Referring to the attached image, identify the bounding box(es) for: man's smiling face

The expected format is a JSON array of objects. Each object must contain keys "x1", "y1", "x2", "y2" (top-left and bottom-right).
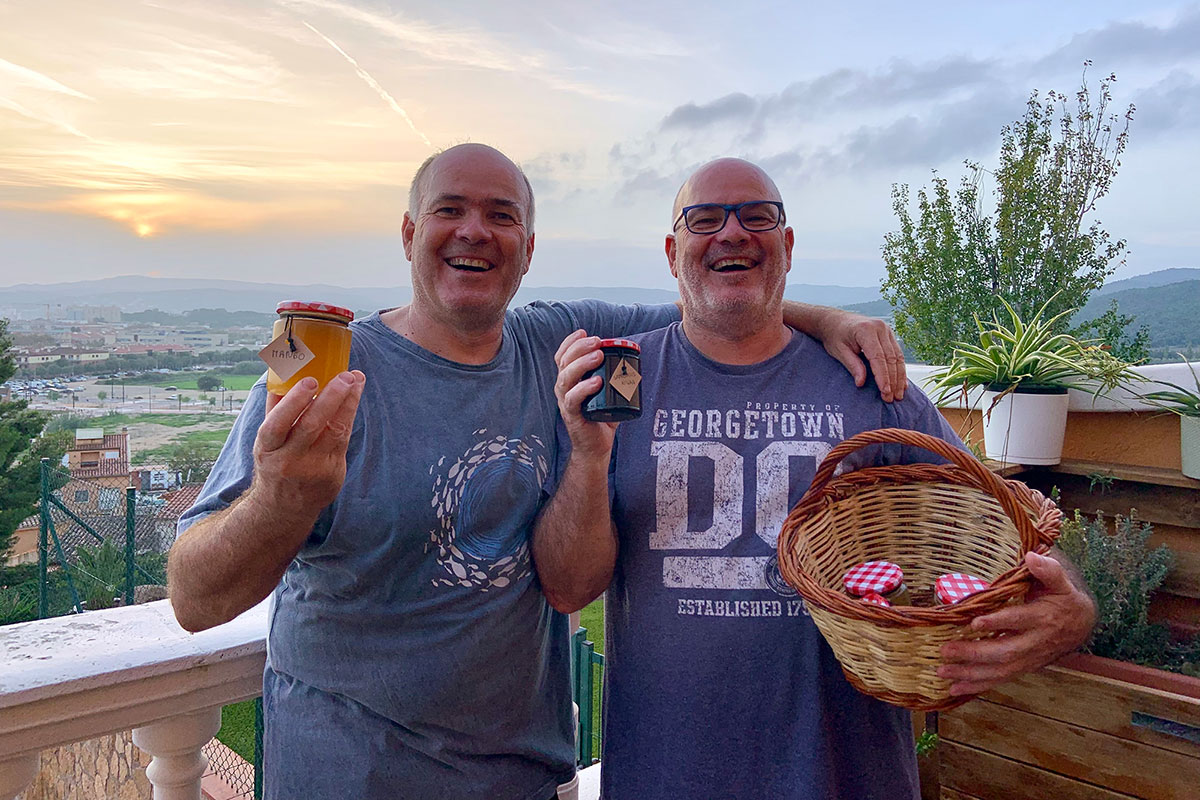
[
  {"x1": 666, "y1": 159, "x2": 793, "y2": 335},
  {"x1": 402, "y1": 144, "x2": 535, "y2": 328}
]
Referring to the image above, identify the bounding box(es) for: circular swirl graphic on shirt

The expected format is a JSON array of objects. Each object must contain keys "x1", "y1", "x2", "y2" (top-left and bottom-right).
[
  {"x1": 428, "y1": 431, "x2": 549, "y2": 591},
  {"x1": 764, "y1": 554, "x2": 799, "y2": 598}
]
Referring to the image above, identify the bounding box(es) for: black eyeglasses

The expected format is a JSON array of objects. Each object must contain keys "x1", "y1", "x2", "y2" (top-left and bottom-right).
[{"x1": 672, "y1": 201, "x2": 785, "y2": 235}]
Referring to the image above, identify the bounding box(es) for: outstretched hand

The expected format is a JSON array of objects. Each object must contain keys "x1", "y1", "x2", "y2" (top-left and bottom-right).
[{"x1": 938, "y1": 551, "x2": 1097, "y2": 696}]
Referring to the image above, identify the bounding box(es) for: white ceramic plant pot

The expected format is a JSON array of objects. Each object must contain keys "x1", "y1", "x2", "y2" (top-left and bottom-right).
[
  {"x1": 1182, "y1": 415, "x2": 1200, "y2": 481},
  {"x1": 981, "y1": 387, "x2": 1070, "y2": 466}
]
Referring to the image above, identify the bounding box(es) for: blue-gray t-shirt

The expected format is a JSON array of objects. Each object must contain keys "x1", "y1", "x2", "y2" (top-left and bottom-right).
[
  {"x1": 601, "y1": 324, "x2": 961, "y2": 800},
  {"x1": 179, "y1": 300, "x2": 678, "y2": 800}
]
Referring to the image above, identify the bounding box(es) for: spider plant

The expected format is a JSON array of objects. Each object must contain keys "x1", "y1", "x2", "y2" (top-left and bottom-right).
[
  {"x1": 1139, "y1": 356, "x2": 1200, "y2": 418},
  {"x1": 929, "y1": 294, "x2": 1141, "y2": 404}
]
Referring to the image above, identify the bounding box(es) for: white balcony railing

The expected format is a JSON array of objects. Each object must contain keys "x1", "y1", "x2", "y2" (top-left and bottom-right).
[
  {"x1": 0, "y1": 601, "x2": 601, "y2": 799},
  {"x1": 0, "y1": 600, "x2": 266, "y2": 800}
]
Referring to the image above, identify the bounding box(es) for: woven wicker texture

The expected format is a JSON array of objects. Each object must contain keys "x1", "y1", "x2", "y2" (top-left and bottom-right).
[{"x1": 776, "y1": 428, "x2": 1061, "y2": 711}]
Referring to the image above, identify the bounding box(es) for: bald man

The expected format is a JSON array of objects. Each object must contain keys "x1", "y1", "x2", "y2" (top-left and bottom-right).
[
  {"x1": 169, "y1": 144, "x2": 910, "y2": 800},
  {"x1": 535, "y1": 158, "x2": 1096, "y2": 799}
]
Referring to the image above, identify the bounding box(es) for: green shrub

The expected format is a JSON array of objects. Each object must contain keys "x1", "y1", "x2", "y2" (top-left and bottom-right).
[{"x1": 1058, "y1": 511, "x2": 1200, "y2": 674}]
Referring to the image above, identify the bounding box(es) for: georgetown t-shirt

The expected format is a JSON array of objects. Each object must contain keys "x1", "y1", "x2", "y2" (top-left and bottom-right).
[{"x1": 602, "y1": 323, "x2": 961, "y2": 800}]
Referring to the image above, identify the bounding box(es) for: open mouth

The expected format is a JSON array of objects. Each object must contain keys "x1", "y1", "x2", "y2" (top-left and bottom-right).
[
  {"x1": 446, "y1": 257, "x2": 493, "y2": 272},
  {"x1": 710, "y1": 258, "x2": 756, "y2": 273}
]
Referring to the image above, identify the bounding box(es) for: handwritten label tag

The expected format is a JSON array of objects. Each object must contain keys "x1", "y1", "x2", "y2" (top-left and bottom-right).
[
  {"x1": 258, "y1": 331, "x2": 316, "y2": 383},
  {"x1": 609, "y1": 357, "x2": 641, "y2": 401}
]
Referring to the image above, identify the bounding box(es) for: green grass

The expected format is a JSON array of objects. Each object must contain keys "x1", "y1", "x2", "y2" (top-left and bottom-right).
[
  {"x1": 132, "y1": 426, "x2": 233, "y2": 465},
  {"x1": 217, "y1": 700, "x2": 258, "y2": 763},
  {"x1": 579, "y1": 598, "x2": 604, "y2": 653},
  {"x1": 90, "y1": 412, "x2": 226, "y2": 430}
]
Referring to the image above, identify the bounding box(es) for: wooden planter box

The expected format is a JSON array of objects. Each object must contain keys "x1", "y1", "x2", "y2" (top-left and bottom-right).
[{"x1": 930, "y1": 653, "x2": 1200, "y2": 799}]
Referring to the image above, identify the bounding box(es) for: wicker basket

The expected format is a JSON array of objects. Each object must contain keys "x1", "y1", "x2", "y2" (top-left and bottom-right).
[{"x1": 776, "y1": 428, "x2": 1062, "y2": 711}]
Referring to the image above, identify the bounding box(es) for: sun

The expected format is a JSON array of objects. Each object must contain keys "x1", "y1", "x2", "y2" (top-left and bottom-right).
[{"x1": 134, "y1": 222, "x2": 156, "y2": 238}]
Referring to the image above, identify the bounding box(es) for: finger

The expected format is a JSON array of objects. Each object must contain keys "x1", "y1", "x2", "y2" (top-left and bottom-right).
[
  {"x1": 265, "y1": 391, "x2": 283, "y2": 414},
  {"x1": 826, "y1": 340, "x2": 868, "y2": 390},
  {"x1": 558, "y1": 336, "x2": 603, "y2": 371},
  {"x1": 856, "y1": 333, "x2": 890, "y2": 399},
  {"x1": 257, "y1": 377, "x2": 318, "y2": 452},
  {"x1": 555, "y1": 348, "x2": 605, "y2": 400},
  {"x1": 554, "y1": 330, "x2": 588, "y2": 368},
  {"x1": 941, "y1": 629, "x2": 1037, "y2": 665},
  {"x1": 1024, "y1": 551, "x2": 1074, "y2": 594},
  {"x1": 288, "y1": 372, "x2": 359, "y2": 450},
  {"x1": 314, "y1": 370, "x2": 365, "y2": 451},
  {"x1": 562, "y1": 375, "x2": 605, "y2": 413},
  {"x1": 887, "y1": 337, "x2": 907, "y2": 400}
]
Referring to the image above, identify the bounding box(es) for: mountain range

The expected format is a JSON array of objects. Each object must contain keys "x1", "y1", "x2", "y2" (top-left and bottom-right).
[{"x1": 2, "y1": 269, "x2": 1197, "y2": 349}]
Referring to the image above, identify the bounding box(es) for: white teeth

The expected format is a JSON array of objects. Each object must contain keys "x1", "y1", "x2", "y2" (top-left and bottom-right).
[
  {"x1": 447, "y1": 257, "x2": 491, "y2": 269},
  {"x1": 712, "y1": 258, "x2": 753, "y2": 270}
]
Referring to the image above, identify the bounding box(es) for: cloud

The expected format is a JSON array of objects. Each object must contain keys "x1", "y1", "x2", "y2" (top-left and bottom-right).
[
  {"x1": 279, "y1": 0, "x2": 626, "y2": 101},
  {"x1": 614, "y1": 10, "x2": 1200, "y2": 194},
  {"x1": 1034, "y1": 8, "x2": 1200, "y2": 71},
  {"x1": 0, "y1": 57, "x2": 93, "y2": 99}
]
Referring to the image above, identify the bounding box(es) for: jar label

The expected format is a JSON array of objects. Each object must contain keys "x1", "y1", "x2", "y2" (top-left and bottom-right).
[
  {"x1": 258, "y1": 331, "x2": 316, "y2": 383},
  {"x1": 610, "y1": 357, "x2": 641, "y2": 401}
]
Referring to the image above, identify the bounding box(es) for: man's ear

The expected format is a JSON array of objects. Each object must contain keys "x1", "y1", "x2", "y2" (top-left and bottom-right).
[
  {"x1": 523, "y1": 233, "x2": 535, "y2": 275},
  {"x1": 784, "y1": 225, "x2": 794, "y2": 274},
  {"x1": 401, "y1": 212, "x2": 415, "y2": 261},
  {"x1": 665, "y1": 234, "x2": 679, "y2": 278}
]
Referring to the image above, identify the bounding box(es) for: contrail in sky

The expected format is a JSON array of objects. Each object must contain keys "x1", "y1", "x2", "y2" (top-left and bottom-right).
[{"x1": 302, "y1": 20, "x2": 432, "y2": 147}]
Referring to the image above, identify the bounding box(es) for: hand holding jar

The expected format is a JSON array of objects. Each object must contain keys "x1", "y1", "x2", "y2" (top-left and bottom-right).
[{"x1": 552, "y1": 330, "x2": 641, "y2": 463}]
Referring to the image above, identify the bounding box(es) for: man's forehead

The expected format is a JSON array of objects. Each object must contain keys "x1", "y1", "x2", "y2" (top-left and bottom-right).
[
  {"x1": 421, "y1": 148, "x2": 527, "y2": 206},
  {"x1": 677, "y1": 160, "x2": 782, "y2": 209}
]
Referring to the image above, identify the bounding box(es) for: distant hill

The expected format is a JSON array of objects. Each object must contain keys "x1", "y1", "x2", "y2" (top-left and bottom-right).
[
  {"x1": 1077, "y1": 279, "x2": 1200, "y2": 348},
  {"x1": 1097, "y1": 268, "x2": 1200, "y2": 295},
  {"x1": 0, "y1": 275, "x2": 882, "y2": 314}
]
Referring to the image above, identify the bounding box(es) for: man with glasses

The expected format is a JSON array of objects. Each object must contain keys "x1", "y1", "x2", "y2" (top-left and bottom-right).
[
  {"x1": 169, "y1": 144, "x2": 914, "y2": 800},
  {"x1": 534, "y1": 158, "x2": 1097, "y2": 798}
]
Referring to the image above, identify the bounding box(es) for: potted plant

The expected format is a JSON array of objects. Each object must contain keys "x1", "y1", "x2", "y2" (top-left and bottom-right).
[
  {"x1": 1139, "y1": 356, "x2": 1200, "y2": 480},
  {"x1": 929, "y1": 295, "x2": 1140, "y2": 465}
]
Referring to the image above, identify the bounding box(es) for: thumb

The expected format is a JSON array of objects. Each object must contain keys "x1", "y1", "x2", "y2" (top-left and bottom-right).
[
  {"x1": 1025, "y1": 551, "x2": 1072, "y2": 595},
  {"x1": 828, "y1": 342, "x2": 867, "y2": 388}
]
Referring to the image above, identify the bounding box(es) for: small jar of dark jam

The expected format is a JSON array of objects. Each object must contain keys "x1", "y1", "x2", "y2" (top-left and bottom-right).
[{"x1": 582, "y1": 338, "x2": 642, "y2": 422}]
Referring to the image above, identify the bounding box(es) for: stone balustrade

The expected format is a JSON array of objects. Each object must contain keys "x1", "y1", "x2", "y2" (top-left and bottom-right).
[
  {"x1": 1, "y1": 601, "x2": 601, "y2": 799},
  {"x1": 0, "y1": 600, "x2": 267, "y2": 800}
]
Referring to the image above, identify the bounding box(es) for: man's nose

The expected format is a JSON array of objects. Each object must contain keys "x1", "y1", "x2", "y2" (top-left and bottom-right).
[
  {"x1": 714, "y1": 214, "x2": 750, "y2": 245},
  {"x1": 455, "y1": 209, "x2": 492, "y2": 244}
]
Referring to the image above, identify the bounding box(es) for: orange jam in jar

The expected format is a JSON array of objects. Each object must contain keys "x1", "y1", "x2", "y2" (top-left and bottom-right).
[{"x1": 265, "y1": 301, "x2": 354, "y2": 396}]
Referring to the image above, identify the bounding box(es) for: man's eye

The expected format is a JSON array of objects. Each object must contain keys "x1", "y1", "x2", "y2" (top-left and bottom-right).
[
  {"x1": 434, "y1": 207, "x2": 461, "y2": 216},
  {"x1": 492, "y1": 211, "x2": 517, "y2": 225}
]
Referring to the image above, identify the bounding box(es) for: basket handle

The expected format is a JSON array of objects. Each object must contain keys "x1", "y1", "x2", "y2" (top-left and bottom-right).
[{"x1": 809, "y1": 428, "x2": 1045, "y2": 552}]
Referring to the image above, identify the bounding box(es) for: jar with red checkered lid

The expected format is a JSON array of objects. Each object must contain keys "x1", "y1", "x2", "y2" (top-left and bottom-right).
[
  {"x1": 934, "y1": 573, "x2": 991, "y2": 605},
  {"x1": 842, "y1": 560, "x2": 911, "y2": 606}
]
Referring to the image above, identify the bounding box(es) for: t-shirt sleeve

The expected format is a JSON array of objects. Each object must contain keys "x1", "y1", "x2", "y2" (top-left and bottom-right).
[
  {"x1": 176, "y1": 379, "x2": 267, "y2": 536},
  {"x1": 557, "y1": 299, "x2": 680, "y2": 339},
  {"x1": 881, "y1": 381, "x2": 967, "y2": 466}
]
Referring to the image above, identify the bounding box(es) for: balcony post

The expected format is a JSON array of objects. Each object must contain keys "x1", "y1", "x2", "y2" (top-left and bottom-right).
[
  {"x1": 132, "y1": 706, "x2": 222, "y2": 800},
  {"x1": 0, "y1": 752, "x2": 38, "y2": 800}
]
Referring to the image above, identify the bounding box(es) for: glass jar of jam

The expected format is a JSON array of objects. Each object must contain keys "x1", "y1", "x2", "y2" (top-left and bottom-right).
[
  {"x1": 264, "y1": 301, "x2": 354, "y2": 396},
  {"x1": 582, "y1": 338, "x2": 642, "y2": 422},
  {"x1": 843, "y1": 561, "x2": 911, "y2": 606}
]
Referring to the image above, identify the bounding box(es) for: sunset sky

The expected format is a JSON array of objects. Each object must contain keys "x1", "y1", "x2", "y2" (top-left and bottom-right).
[{"x1": 1, "y1": 1, "x2": 1198, "y2": 291}]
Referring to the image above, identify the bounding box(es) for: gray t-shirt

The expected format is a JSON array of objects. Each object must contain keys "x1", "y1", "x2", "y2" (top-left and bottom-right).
[
  {"x1": 180, "y1": 300, "x2": 679, "y2": 800},
  {"x1": 601, "y1": 323, "x2": 961, "y2": 800}
]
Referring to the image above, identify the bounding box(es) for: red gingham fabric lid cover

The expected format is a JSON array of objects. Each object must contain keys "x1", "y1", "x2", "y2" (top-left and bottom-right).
[
  {"x1": 597, "y1": 338, "x2": 640, "y2": 352},
  {"x1": 276, "y1": 300, "x2": 354, "y2": 322},
  {"x1": 842, "y1": 561, "x2": 903, "y2": 596},
  {"x1": 936, "y1": 573, "x2": 991, "y2": 604},
  {"x1": 861, "y1": 592, "x2": 891, "y2": 608}
]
